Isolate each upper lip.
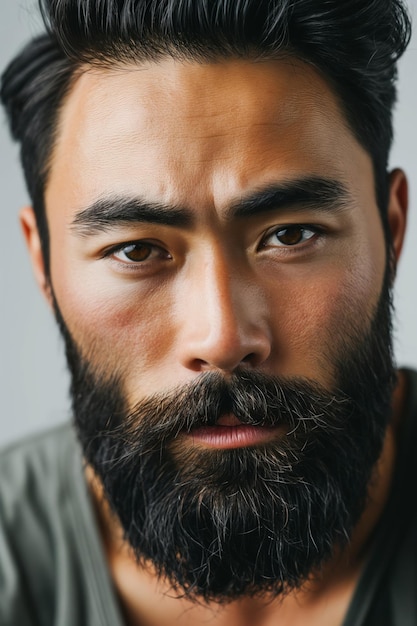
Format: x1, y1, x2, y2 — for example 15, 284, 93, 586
215, 414, 244, 427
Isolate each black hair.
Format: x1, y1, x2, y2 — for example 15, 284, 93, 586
1, 0, 412, 275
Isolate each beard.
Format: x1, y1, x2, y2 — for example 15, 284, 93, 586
52, 268, 396, 603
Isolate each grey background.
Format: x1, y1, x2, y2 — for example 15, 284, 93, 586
1, 1, 416, 446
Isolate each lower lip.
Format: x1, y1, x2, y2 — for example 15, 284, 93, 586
186, 425, 283, 449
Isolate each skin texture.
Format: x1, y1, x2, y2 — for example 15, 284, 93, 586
21, 57, 408, 625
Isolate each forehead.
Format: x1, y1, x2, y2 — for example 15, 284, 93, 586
46, 56, 372, 214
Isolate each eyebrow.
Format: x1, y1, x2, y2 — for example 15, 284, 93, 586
227, 177, 351, 220
71, 199, 192, 236
71, 176, 352, 237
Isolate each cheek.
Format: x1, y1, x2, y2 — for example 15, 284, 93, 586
266, 256, 385, 384
52, 273, 177, 378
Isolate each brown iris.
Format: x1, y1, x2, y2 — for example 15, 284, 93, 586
121, 243, 152, 262
275, 226, 308, 246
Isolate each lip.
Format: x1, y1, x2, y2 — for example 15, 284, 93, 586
185, 424, 283, 449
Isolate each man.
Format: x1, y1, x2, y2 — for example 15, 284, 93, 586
0, 0, 414, 624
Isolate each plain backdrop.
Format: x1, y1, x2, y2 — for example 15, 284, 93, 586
1, 1, 416, 446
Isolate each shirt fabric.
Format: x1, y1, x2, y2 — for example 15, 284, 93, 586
0, 369, 416, 626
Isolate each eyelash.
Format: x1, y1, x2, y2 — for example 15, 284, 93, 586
103, 240, 171, 267
260, 224, 323, 250
103, 224, 324, 268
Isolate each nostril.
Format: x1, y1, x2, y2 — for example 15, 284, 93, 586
241, 352, 258, 366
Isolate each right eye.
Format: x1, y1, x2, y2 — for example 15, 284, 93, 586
109, 241, 171, 265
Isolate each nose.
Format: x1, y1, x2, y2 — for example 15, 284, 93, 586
177, 252, 272, 373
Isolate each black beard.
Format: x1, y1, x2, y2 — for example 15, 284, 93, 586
53, 270, 396, 603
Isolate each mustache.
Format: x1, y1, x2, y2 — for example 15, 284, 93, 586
110, 370, 351, 448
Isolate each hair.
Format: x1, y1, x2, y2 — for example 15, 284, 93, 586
0, 0, 412, 276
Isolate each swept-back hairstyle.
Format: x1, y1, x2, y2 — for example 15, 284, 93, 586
1, 0, 412, 274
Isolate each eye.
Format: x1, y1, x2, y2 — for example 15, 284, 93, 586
263, 225, 317, 248
110, 242, 171, 264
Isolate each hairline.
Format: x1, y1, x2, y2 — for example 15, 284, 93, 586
42, 48, 379, 211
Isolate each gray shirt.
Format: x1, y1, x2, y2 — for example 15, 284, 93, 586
1, 370, 417, 626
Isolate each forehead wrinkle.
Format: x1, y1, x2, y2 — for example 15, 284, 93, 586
45, 55, 370, 236
60, 58, 337, 145
51, 56, 345, 169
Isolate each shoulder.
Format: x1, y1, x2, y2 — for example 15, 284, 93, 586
0, 421, 77, 477
0, 423, 82, 625
0, 421, 83, 540
0, 422, 79, 515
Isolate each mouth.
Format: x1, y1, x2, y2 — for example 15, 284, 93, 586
185, 414, 284, 449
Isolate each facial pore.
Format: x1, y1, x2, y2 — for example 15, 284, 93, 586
52, 266, 395, 602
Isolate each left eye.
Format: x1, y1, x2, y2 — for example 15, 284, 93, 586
263, 226, 317, 247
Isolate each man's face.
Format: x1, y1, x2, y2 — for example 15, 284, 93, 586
32, 57, 405, 600
45, 58, 387, 396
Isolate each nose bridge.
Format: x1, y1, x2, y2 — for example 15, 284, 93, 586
205, 252, 249, 338
178, 246, 271, 371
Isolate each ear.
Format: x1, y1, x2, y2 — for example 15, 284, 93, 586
20, 206, 53, 307
387, 169, 408, 265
